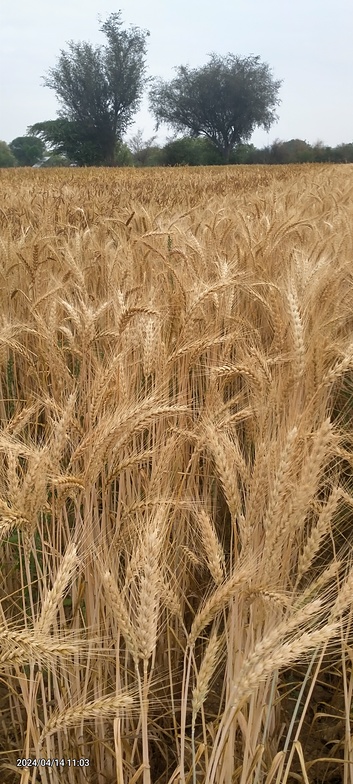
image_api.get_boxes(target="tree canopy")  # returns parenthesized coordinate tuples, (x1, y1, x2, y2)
(29, 119, 109, 167)
(9, 136, 46, 166)
(149, 53, 282, 163)
(29, 12, 150, 166)
(0, 142, 17, 168)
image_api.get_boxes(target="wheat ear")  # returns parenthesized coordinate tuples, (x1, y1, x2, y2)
(297, 487, 340, 582)
(265, 419, 333, 568)
(102, 569, 139, 660)
(188, 560, 253, 646)
(287, 285, 305, 378)
(230, 623, 338, 711)
(203, 423, 246, 520)
(206, 622, 339, 784)
(329, 564, 353, 620)
(39, 693, 134, 745)
(195, 509, 225, 585)
(49, 391, 77, 469)
(262, 426, 298, 547)
(36, 543, 79, 632)
(136, 522, 162, 661)
(192, 629, 223, 727)
(0, 629, 81, 665)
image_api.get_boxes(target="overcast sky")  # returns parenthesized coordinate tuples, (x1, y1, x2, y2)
(1, 0, 352, 150)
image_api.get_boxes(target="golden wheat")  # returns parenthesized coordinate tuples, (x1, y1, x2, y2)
(0, 163, 353, 783)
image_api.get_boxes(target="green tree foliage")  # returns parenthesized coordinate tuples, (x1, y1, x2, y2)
(228, 143, 267, 164)
(163, 136, 223, 166)
(0, 141, 17, 167)
(268, 138, 313, 164)
(29, 118, 108, 166)
(149, 53, 282, 163)
(115, 140, 135, 166)
(9, 136, 46, 166)
(29, 12, 150, 166)
(129, 129, 158, 165)
(125, 129, 165, 166)
(309, 140, 353, 163)
(332, 143, 353, 163)
(145, 147, 166, 166)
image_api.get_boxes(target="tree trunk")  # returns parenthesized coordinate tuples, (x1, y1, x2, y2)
(104, 145, 116, 167)
(222, 144, 231, 164)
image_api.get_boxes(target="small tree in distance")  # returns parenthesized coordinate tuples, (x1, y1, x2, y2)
(163, 136, 223, 166)
(149, 53, 282, 163)
(0, 141, 17, 167)
(9, 136, 46, 166)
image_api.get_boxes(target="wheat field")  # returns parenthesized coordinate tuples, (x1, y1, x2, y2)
(0, 163, 353, 784)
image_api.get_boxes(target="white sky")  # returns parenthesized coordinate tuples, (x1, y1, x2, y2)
(1, 0, 352, 150)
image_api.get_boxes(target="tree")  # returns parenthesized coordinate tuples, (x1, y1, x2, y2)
(149, 53, 282, 163)
(333, 143, 353, 163)
(29, 12, 150, 166)
(163, 136, 223, 166)
(269, 138, 312, 164)
(29, 118, 108, 166)
(229, 143, 258, 164)
(128, 129, 157, 165)
(115, 140, 135, 166)
(127, 129, 168, 167)
(9, 136, 46, 166)
(0, 141, 17, 167)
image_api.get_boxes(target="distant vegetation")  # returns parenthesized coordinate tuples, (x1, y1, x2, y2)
(1, 134, 353, 168)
